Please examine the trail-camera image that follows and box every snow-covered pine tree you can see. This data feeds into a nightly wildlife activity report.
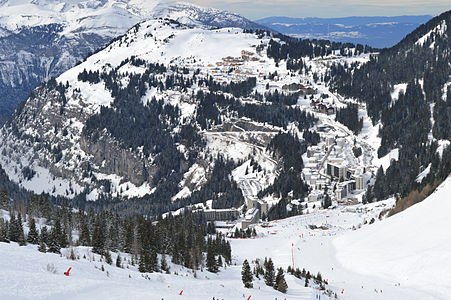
[241,259,253,288]
[91,220,105,254]
[16,213,26,246]
[150,249,159,272]
[47,225,61,254]
[78,221,91,246]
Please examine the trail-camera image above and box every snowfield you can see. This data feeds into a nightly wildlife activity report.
[1,177,450,299]
[335,176,451,300]
[0,242,317,300]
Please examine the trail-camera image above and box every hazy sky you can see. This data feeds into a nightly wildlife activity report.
[180,0,450,20]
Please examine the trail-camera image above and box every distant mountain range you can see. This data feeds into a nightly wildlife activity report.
[256,15,432,48]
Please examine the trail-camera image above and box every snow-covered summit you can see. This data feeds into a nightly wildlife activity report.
[152,2,267,30]
[0,0,159,36]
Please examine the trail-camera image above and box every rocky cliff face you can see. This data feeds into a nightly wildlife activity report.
[2,79,156,198]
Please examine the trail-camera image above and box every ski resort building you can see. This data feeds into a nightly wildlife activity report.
[203,208,240,221]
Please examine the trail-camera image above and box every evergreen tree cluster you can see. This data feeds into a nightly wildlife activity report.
[266,36,373,67]
[259,133,310,202]
[365,142,451,203]
[263,90,298,106]
[233,227,257,238]
[335,103,363,134]
[0,193,232,274]
[287,266,327,290]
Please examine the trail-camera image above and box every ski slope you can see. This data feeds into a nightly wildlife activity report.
[231,177,451,299]
[335,175,451,300]
[0,242,317,300]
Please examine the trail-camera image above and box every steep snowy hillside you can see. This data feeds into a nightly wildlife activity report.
[0,0,266,116]
[334,176,451,299]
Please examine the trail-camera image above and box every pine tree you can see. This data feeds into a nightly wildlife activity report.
[59,226,68,249]
[0,219,9,243]
[241,259,253,288]
[78,221,91,246]
[8,213,19,242]
[150,249,159,272]
[47,225,61,254]
[160,253,168,272]
[27,218,39,244]
[0,190,9,210]
[217,255,223,268]
[116,254,122,268]
[206,244,218,273]
[264,258,275,286]
[139,252,147,273]
[275,267,288,293]
[105,250,113,265]
[16,214,26,246]
[38,239,46,253]
[40,226,48,245]
[183,248,192,269]
[92,221,105,255]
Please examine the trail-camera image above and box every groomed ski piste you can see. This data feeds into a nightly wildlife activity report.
[1,176,450,300]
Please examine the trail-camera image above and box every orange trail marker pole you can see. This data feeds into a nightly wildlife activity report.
[179,290,183,295]
[247,296,251,300]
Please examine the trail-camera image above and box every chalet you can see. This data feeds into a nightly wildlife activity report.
[327,106,335,115]
[282,83,303,92]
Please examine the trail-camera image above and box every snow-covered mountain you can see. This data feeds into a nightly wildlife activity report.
[0,18,281,205]
[0,0,266,116]
[0,5,379,218]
